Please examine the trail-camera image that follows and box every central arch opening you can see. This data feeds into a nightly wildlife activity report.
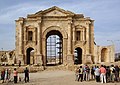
[46,30,63,66]
[74,47,82,64]
[26,47,34,65]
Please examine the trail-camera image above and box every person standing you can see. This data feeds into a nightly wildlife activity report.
[83,65,87,81]
[114,65,119,82]
[83,65,88,81]
[106,66,110,82]
[110,65,115,82]
[75,67,79,81]
[8,69,11,81]
[13,68,18,83]
[91,66,95,80]
[1,68,5,83]
[5,69,9,82]
[24,67,29,83]
[78,66,83,82]
[86,65,90,81]
[99,65,106,83]
[94,66,100,82]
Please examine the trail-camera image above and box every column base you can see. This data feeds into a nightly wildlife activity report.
[67,54,74,65]
[18,54,24,65]
[84,54,93,64]
[35,54,43,65]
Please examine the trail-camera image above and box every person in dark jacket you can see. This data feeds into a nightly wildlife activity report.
[114,65,120,82]
[91,66,95,80]
[24,67,29,83]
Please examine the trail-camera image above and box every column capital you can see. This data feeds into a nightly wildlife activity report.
[19,20,24,25]
[37,20,42,24]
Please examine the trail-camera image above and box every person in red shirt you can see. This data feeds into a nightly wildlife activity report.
[13,68,18,83]
[99,65,106,83]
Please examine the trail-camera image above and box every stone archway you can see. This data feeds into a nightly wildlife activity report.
[101,48,108,62]
[26,47,34,65]
[42,26,67,66]
[74,47,82,64]
[46,30,63,66]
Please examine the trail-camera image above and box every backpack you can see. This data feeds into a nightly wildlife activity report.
[112,68,115,73]
[79,68,81,73]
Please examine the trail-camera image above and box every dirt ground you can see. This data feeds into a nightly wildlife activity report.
[0,70,120,85]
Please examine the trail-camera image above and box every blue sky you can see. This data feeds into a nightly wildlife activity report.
[0,0,120,52]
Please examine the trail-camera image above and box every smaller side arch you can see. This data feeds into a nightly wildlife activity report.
[101,48,108,62]
[26,47,35,65]
[74,47,83,64]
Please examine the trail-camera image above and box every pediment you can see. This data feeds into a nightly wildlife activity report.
[43,10,67,16]
[27,25,35,28]
[28,6,75,17]
[75,25,86,29]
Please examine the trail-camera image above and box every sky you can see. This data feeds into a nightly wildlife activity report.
[0,0,120,52]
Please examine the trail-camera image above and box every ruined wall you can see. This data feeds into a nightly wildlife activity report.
[94,45,115,64]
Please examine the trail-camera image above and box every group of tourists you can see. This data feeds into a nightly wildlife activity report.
[0,68,11,83]
[75,64,120,83]
[0,67,29,84]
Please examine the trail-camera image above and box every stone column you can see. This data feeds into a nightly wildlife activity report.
[67,21,74,65]
[90,21,94,63]
[63,38,67,65]
[18,21,24,64]
[85,22,93,64]
[81,31,83,41]
[72,25,75,64]
[42,38,46,66]
[67,22,72,55]
[83,29,85,41]
[111,45,115,62]
[37,21,41,54]
[19,22,23,55]
[73,27,75,43]
[90,21,94,55]
[86,25,90,54]
[36,20,43,65]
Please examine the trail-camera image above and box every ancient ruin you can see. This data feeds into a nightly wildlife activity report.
[0,6,115,66]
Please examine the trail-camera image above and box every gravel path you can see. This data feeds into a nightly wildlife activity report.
[1,70,120,85]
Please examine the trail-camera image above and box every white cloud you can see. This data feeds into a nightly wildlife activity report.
[0,3,48,24]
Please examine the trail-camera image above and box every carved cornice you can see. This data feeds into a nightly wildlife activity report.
[75,25,86,29]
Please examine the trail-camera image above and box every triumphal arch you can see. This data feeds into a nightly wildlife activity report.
[15,6,114,66]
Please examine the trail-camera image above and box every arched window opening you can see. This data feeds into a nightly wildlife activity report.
[28,31,33,41]
[76,31,81,41]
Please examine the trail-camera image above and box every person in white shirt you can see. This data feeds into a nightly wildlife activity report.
[94,66,100,82]
[110,65,115,82]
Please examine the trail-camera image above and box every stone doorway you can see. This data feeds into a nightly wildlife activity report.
[74,47,82,64]
[26,47,34,65]
[46,30,63,66]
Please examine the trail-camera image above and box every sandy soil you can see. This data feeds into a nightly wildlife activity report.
[0,70,120,85]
